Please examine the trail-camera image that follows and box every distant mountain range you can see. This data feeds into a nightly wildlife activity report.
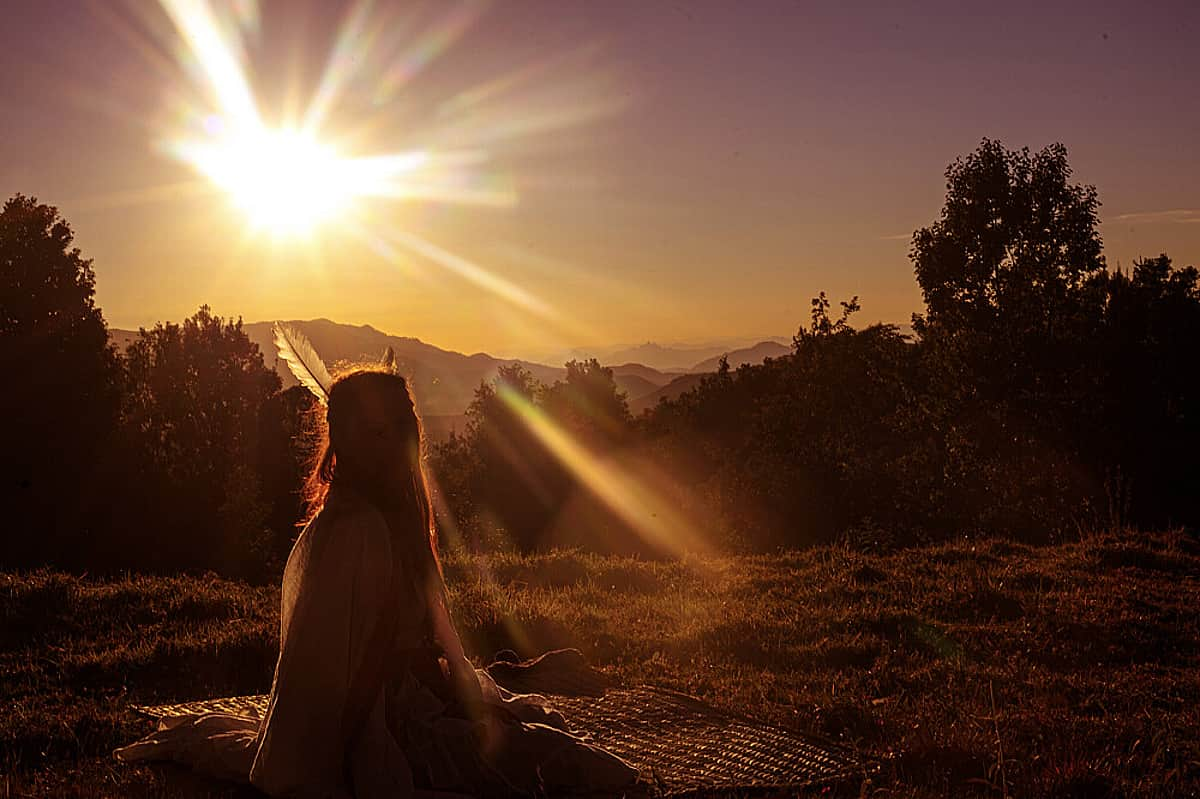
[109,320,793,439]
[689,340,790,372]
[537,336,792,372]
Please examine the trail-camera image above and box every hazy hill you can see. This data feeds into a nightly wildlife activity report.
[607,362,674,387]
[109,321,684,428]
[111,319,559,419]
[688,340,791,372]
[543,337,791,373]
[107,328,140,351]
[602,341,748,372]
[610,373,661,405]
[629,372,708,414]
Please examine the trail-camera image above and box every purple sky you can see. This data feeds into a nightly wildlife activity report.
[1,0,1196,361]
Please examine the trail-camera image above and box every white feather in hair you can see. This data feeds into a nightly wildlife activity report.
[273,322,333,404]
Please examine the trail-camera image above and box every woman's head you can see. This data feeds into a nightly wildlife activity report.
[325,370,421,500]
[303,368,439,572]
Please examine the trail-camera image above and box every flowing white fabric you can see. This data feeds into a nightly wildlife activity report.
[114,489,639,798]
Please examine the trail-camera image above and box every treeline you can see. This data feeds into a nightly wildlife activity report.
[2,139,1197,577]
[434,140,1200,552]
[0,194,318,579]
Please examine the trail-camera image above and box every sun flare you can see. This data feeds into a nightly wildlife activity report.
[180,124,354,236]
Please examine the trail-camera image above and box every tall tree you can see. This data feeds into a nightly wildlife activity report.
[912,139,1105,339]
[123,305,281,576]
[539,358,632,445]
[911,139,1107,433]
[0,194,123,567]
[459,363,560,551]
[258,384,321,568]
[1098,255,1200,526]
[906,141,1110,537]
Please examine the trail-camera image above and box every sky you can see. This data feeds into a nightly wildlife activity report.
[1,0,1197,363]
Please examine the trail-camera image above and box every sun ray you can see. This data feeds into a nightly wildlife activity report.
[389,232,558,322]
[496,385,712,557]
[158,0,260,129]
[371,1,488,106]
[300,0,378,134]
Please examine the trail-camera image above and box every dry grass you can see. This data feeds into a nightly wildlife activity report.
[3,528,1199,797]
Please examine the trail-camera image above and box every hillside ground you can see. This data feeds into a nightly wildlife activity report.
[3,528,1198,798]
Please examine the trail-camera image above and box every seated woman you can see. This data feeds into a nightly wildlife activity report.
[116,367,639,798]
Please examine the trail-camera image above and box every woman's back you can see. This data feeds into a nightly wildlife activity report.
[252,487,418,797]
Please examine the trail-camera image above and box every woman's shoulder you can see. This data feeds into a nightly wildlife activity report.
[315,489,393,563]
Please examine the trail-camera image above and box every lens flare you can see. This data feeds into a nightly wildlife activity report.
[176,125,352,235]
[152,0,483,238]
[496,384,712,557]
[100,0,630,350]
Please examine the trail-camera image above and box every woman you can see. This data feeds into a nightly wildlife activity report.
[116,367,639,798]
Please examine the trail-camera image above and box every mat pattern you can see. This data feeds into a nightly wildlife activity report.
[136,689,866,796]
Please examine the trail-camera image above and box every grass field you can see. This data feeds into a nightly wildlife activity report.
[3,528,1199,798]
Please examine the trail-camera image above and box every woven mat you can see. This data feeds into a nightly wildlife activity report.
[135,684,866,796]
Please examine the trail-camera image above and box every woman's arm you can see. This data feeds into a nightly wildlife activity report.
[427,589,485,712]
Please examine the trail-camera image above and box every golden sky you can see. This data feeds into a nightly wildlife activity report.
[2,1,1197,362]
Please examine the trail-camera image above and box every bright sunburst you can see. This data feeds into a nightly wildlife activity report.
[134,0,627,331]
[145,0,627,249]
[180,124,352,235]
[154,0,451,240]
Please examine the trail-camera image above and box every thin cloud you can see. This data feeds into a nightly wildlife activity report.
[1109,209,1200,225]
[880,232,914,241]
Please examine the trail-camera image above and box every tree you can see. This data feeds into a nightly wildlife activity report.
[911,140,1106,427]
[539,358,632,445]
[908,141,1109,537]
[428,363,556,551]
[0,194,123,567]
[257,385,321,568]
[1097,255,1200,526]
[123,305,280,576]
[641,295,921,549]
[912,139,1105,341]
[754,298,916,545]
[796,291,861,341]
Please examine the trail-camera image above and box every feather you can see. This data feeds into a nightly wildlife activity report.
[381,346,396,372]
[273,322,333,404]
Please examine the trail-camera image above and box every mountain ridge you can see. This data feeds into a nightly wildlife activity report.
[108,319,793,435]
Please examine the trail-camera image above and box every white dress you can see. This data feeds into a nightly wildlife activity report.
[114,489,638,798]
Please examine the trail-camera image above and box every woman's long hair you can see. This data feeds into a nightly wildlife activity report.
[300,368,443,589]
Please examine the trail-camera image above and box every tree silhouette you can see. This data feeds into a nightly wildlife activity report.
[122,305,281,576]
[912,139,1105,340]
[637,295,920,549]
[0,194,123,568]
[428,363,550,550]
[1097,255,1200,526]
[258,384,321,568]
[539,358,632,446]
[907,140,1110,537]
[911,140,1107,419]
[798,291,861,341]
[431,360,635,552]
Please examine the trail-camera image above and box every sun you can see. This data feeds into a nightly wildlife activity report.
[181,124,355,237]
[152,0,619,249]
